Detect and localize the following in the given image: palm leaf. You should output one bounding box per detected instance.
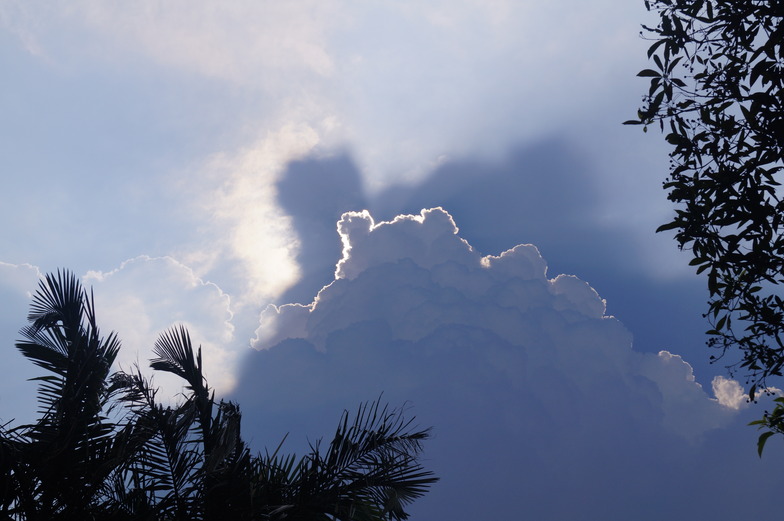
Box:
[9,270,124,519]
[151,325,205,394]
[26,270,83,335]
[151,326,215,457]
[109,368,202,520]
[256,398,438,521]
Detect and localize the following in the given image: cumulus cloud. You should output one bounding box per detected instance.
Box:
[273,146,708,382]
[712,375,748,410]
[1,255,251,420]
[234,207,777,521]
[84,256,239,400]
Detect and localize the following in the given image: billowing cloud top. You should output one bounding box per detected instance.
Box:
[256,207,608,349]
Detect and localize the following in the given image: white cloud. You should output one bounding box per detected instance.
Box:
[712,375,748,410]
[709,375,782,411]
[334,208,475,280]
[637,350,737,439]
[84,256,238,400]
[0,255,252,419]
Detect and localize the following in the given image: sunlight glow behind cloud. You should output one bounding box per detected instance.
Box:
[179,123,323,306]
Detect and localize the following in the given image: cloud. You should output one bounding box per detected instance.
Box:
[177,123,322,307]
[81,256,239,400]
[712,375,748,410]
[233,207,776,520]
[0,2,683,323]
[270,146,711,391]
[274,153,368,304]
[0,0,656,192]
[1,254,247,405]
[0,0,338,83]
[0,254,258,422]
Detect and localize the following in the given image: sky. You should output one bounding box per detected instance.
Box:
[1,2,782,519]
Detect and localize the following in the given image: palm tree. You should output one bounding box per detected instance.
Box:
[125,326,437,521]
[108,326,255,521]
[1,270,437,521]
[1,270,126,520]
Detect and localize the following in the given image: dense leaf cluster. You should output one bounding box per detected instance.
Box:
[627,0,784,397]
[0,271,436,520]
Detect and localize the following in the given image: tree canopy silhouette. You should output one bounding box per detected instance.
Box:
[627,0,783,452]
[0,270,437,520]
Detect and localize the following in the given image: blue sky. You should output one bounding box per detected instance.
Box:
[1,2,781,519]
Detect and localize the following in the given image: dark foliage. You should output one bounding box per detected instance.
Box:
[627,0,784,453]
[0,270,437,519]
[627,0,784,392]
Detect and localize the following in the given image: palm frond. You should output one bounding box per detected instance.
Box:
[16,271,120,422]
[151,326,215,457]
[7,269,124,519]
[6,283,438,521]
[109,368,202,521]
[256,398,437,521]
[151,325,204,393]
[27,270,83,335]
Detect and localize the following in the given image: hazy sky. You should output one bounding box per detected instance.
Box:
[1,2,780,519]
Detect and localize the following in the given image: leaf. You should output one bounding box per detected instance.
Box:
[671,78,686,87]
[656,221,681,232]
[647,38,667,58]
[653,54,664,71]
[757,431,775,457]
[637,69,662,78]
[716,315,727,330]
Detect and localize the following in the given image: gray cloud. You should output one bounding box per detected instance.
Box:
[275,153,368,304]
[232,208,775,521]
